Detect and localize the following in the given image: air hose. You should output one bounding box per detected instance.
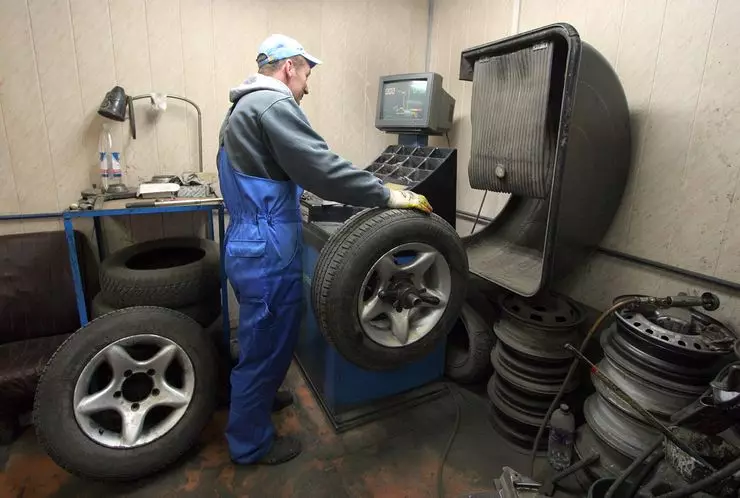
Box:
[604,438,662,498]
[528,296,642,474]
[528,291,721,476]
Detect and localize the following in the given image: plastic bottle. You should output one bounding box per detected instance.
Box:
[98,123,122,192]
[548,403,575,471]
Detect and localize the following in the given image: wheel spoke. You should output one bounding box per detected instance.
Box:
[399,251,437,281]
[104,344,137,375]
[389,309,411,344]
[154,380,191,408]
[141,344,178,374]
[121,408,147,446]
[361,296,388,324]
[76,382,119,415]
[375,255,398,286]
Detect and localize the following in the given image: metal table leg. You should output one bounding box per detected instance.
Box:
[64,214,88,326]
[218,205,230,349]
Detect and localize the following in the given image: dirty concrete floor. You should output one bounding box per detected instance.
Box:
[0,363,568,498]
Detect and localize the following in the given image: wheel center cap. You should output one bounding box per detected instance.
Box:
[121,372,154,403]
[379,276,440,311]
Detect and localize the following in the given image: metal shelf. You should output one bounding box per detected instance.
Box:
[63,197,230,348]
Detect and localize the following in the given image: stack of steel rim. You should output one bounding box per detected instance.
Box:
[487,290,584,451]
[575,303,737,483]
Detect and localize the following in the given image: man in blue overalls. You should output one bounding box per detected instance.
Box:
[217,34,433,465]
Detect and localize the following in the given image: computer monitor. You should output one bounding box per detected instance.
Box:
[375,72,455,135]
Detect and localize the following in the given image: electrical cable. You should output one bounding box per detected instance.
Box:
[437,383,462,498]
[528,296,642,476]
[470,191,488,235]
[622,449,664,498]
[655,455,740,498]
[604,438,662,498]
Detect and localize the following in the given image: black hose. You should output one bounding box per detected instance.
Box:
[655,455,740,498]
[437,383,462,498]
[528,296,641,475]
[622,450,664,498]
[605,438,662,498]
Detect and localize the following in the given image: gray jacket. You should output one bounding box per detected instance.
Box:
[219,74,390,207]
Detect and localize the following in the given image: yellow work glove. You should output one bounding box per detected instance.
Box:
[387,189,433,214]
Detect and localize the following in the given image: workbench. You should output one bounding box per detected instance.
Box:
[62,197,230,347]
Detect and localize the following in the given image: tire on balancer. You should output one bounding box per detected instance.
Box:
[311,208,469,371]
[100,237,220,308]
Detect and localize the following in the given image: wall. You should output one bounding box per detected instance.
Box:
[428,0,740,329]
[0,0,429,325]
[0,0,428,237]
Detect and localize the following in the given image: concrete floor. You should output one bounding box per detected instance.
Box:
[0,364,564,498]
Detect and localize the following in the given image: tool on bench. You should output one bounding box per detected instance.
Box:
[125,197,223,209]
[564,343,718,472]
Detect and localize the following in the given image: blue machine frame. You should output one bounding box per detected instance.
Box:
[61,201,230,348]
[293,221,447,433]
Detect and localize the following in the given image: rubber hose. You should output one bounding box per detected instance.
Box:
[622,450,664,498]
[528,297,641,475]
[605,438,662,498]
[655,456,740,498]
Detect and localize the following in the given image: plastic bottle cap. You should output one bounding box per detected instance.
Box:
[560,403,569,412]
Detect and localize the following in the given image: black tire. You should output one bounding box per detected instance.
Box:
[100,237,220,308]
[312,208,468,371]
[445,303,495,383]
[32,307,218,481]
[91,291,222,328]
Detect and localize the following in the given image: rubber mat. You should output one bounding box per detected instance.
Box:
[469,43,555,198]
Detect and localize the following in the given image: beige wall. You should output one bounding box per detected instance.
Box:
[429,0,740,329]
[3,0,740,329]
[0,0,428,238]
[0,0,428,325]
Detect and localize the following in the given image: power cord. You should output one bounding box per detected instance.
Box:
[437,382,462,498]
[470,190,488,235]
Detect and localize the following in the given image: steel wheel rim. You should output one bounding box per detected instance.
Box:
[357,242,451,348]
[73,334,195,449]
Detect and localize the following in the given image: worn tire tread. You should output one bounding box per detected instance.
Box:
[32,306,217,482]
[311,208,468,370]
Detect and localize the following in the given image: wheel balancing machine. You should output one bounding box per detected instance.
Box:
[295,72,460,431]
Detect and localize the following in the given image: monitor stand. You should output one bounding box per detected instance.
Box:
[397,134,429,147]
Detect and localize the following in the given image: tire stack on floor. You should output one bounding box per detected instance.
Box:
[486,291,585,452]
[575,304,737,486]
[92,237,222,328]
[444,302,496,384]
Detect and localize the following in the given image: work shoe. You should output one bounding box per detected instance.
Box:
[272,390,294,412]
[256,436,302,465]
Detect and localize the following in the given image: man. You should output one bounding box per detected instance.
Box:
[217,33,433,466]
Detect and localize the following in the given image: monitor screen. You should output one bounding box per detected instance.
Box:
[380,79,429,121]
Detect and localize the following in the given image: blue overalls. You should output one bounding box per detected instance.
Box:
[217,126,304,463]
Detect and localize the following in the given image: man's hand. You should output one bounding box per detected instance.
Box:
[387,189,433,214]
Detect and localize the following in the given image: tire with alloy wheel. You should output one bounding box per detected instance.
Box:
[100,237,220,308]
[32,306,217,481]
[312,208,468,371]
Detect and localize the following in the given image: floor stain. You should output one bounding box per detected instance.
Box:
[0,363,559,498]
